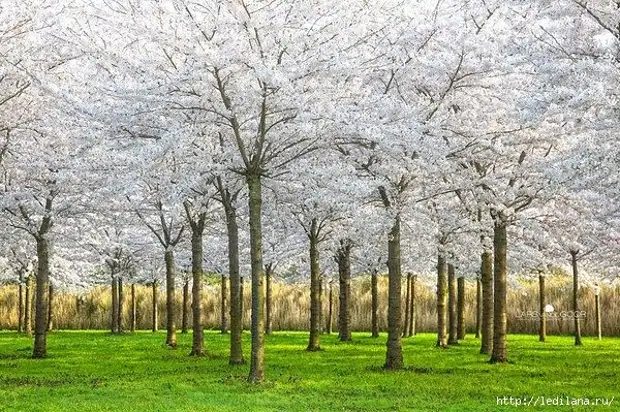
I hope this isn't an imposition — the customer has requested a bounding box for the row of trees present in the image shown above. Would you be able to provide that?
[1,0,619,382]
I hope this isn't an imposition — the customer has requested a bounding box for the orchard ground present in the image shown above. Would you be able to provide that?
[0,331,617,411]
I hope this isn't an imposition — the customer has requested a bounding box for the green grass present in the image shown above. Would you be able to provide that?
[0,331,617,411]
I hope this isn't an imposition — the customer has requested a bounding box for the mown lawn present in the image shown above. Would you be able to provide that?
[0,330,617,411]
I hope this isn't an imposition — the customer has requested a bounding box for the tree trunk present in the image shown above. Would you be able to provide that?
[570,251,582,346]
[337,241,352,342]
[152,280,159,333]
[190,228,205,356]
[33,237,50,358]
[595,291,601,340]
[164,249,177,348]
[265,265,272,335]
[403,273,411,338]
[182,279,189,334]
[384,216,403,369]
[18,273,24,333]
[490,221,508,363]
[111,276,119,334]
[117,276,123,333]
[130,284,136,333]
[25,276,32,337]
[436,254,447,348]
[538,274,546,342]
[457,277,465,340]
[247,173,265,383]
[318,274,323,335]
[475,277,482,339]
[240,277,244,331]
[327,281,333,335]
[371,270,379,338]
[448,264,458,345]
[307,221,321,351]
[47,284,54,332]
[409,275,416,336]
[225,202,244,364]
[480,251,493,354]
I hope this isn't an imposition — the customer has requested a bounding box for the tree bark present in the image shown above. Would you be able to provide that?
[307,220,322,351]
[225,201,244,364]
[265,265,272,335]
[152,280,159,333]
[570,251,582,346]
[190,227,205,356]
[436,254,447,348]
[247,173,265,383]
[384,216,403,369]
[33,237,50,358]
[24,276,32,337]
[371,270,379,338]
[490,221,508,363]
[220,275,227,334]
[130,284,136,333]
[18,273,24,333]
[403,273,411,338]
[47,284,54,332]
[164,249,177,348]
[409,275,416,336]
[457,276,465,340]
[337,241,352,342]
[117,276,123,333]
[182,279,189,334]
[538,274,546,342]
[480,251,493,354]
[475,277,482,339]
[448,264,458,345]
[111,276,119,334]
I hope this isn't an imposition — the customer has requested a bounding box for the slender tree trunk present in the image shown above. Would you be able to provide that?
[403,273,411,338]
[18,273,24,333]
[457,277,465,340]
[190,229,205,356]
[265,265,272,335]
[595,290,601,340]
[570,251,582,346]
[337,241,352,342]
[437,254,447,348]
[490,221,508,363]
[164,250,177,348]
[480,251,493,354]
[33,237,50,358]
[219,275,227,334]
[247,173,265,383]
[182,279,189,334]
[111,276,119,334]
[226,203,244,364]
[152,280,159,333]
[409,275,416,336]
[448,264,458,345]
[327,281,333,335]
[130,284,136,333]
[538,274,546,342]
[371,270,379,338]
[25,276,32,337]
[47,284,54,332]
[117,277,123,333]
[475,277,482,339]
[318,274,323,335]
[307,223,321,351]
[384,216,403,369]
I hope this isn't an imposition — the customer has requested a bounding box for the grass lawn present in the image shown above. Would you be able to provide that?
[0,330,617,411]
